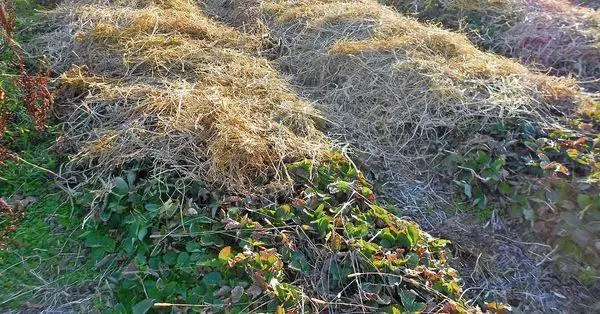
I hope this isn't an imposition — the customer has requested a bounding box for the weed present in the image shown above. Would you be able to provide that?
[0,0,53,137]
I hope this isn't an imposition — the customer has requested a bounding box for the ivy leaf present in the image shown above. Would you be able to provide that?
[132,299,154,314]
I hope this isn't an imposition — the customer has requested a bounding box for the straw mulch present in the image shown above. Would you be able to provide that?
[204,0,594,205]
[390,0,600,91]
[40,0,328,192]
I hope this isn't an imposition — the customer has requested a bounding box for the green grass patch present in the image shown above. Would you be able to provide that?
[0,126,100,311]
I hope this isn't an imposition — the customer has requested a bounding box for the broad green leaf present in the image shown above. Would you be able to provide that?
[289,251,309,273]
[132,299,154,314]
[523,208,535,222]
[399,290,425,313]
[113,177,129,195]
[186,242,202,252]
[177,252,190,267]
[162,251,178,265]
[85,233,116,252]
[202,271,222,285]
[406,225,420,248]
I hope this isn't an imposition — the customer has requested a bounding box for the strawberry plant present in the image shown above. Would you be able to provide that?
[77,152,484,312]
[446,118,600,282]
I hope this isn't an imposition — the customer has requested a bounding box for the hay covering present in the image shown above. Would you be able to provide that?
[204,0,593,204]
[390,0,600,91]
[41,0,328,190]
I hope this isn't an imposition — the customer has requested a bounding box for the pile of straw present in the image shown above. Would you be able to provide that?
[391,0,600,91]
[204,0,593,205]
[40,0,328,191]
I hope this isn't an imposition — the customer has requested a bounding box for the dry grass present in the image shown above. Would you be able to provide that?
[204,0,593,206]
[38,0,329,192]
[391,0,600,91]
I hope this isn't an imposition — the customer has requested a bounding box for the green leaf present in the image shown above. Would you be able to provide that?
[454,180,472,198]
[162,251,178,265]
[289,251,309,273]
[113,177,129,195]
[360,186,373,197]
[346,221,369,238]
[399,290,425,313]
[386,304,403,314]
[328,180,352,194]
[498,181,512,195]
[85,233,116,252]
[370,204,392,226]
[132,299,154,314]
[314,216,331,237]
[577,194,593,210]
[144,203,159,213]
[200,233,225,247]
[490,157,505,171]
[137,226,148,241]
[90,247,106,263]
[406,225,420,248]
[186,242,202,253]
[379,228,396,248]
[202,271,222,285]
[523,208,535,222]
[177,252,190,267]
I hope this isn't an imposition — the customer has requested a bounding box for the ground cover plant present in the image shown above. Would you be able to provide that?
[76,151,482,312]
[0,124,102,312]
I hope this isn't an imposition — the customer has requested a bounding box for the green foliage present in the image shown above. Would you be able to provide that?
[446,120,600,282]
[76,151,467,312]
[0,129,97,309]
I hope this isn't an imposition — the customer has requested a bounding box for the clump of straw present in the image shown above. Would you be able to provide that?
[40,0,328,191]
[390,0,600,91]
[204,0,593,203]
